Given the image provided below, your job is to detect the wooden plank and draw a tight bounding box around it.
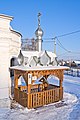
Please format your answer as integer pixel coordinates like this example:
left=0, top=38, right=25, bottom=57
left=43, top=92, right=44, bottom=105
left=27, top=94, right=30, bottom=109
left=30, top=94, right=32, bottom=108
left=48, top=91, right=50, bottom=103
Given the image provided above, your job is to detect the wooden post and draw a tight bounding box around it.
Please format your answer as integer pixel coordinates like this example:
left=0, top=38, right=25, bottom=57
left=59, top=70, right=63, bottom=100
left=27, top=73, right=32, bottom=109
left=14, top=70, right=19, bottom=100
left=27, top=84, right=31, bottom=93
left=27, top=93, right=31, bottom=109
left=27, top=73, right=32, bottom=93
left=14, top=70, right=18, bottom=89
left=59, top=79, right=62, bottom=88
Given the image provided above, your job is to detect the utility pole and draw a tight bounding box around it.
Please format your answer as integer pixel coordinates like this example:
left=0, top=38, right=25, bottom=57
left=53, top=37, right=56, bottom=54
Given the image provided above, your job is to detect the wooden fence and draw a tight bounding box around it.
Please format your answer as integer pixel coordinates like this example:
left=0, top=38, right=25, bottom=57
left=28, top=87, right=63, bottom=108
left=14, top=88, right=27, bottom=107
left=14, top=86, right=63, bottom=108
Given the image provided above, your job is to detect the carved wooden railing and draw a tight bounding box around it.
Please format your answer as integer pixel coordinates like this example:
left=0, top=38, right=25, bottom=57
left=28, top=87, right=63, bottom=108
left=14, top=86, right=63, bottom=108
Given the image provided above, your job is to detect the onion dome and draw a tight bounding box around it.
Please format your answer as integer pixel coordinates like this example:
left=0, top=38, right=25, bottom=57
left=35, top=27, right=43, bottom=37
left=35, top=13, right=44, bottom=38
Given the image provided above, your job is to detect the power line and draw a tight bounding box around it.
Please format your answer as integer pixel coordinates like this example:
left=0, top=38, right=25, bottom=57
left=43, top=29, right=80, bottom=40
left=57, top=30, right=80, bottom=38
left=57, top=52, right=70, bottom=57
left=22, top=29, right=80, bottom=41
left=56, top=37, right=71, bottom=52
left=56, top=37, right=80, bottom=54
left=43, top=40, right=54, bottom=42
left=43, top=29, right=80, bottom=54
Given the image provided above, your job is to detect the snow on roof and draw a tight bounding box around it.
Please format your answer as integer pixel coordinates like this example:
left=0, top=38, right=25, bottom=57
left=21, top=50, right=57, bottom=66
left=22, top=51, right=39, bottom=58
left=74, top=60, right=80, bottom=64
left=22, top=50, right=56, bottom=59
left=10, top=65, right=69, bottom=71
left=0, top=14, right=13, bottom=20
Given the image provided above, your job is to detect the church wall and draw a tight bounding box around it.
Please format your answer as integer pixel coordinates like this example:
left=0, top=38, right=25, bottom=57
left=0, top=42, right=10, bottom=100
left=0, top=14, right=21, bottom=107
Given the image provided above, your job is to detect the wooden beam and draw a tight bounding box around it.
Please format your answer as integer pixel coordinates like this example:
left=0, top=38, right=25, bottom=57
left=14, top=70, right=18, bottom=89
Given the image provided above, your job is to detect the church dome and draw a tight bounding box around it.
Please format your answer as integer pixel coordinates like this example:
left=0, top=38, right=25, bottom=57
left=35, top=27, right=44, bottom=37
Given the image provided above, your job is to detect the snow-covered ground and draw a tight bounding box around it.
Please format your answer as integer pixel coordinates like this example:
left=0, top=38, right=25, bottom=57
left=0, top=93, right=77, bottom=120
left=0, top=75, right=80, bottom=120
left=63, top=75, right=80, bottom=120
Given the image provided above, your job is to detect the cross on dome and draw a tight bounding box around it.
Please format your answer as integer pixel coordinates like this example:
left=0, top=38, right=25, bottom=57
left=38, top=12, right=41, bottom=27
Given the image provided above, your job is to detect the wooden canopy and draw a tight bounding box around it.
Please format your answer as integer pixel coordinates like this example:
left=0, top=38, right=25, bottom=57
left=10, top=66, right=69, bottom=108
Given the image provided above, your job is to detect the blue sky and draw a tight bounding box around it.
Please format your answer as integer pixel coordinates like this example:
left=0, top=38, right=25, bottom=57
left=0, top=0, right=80, bottom=59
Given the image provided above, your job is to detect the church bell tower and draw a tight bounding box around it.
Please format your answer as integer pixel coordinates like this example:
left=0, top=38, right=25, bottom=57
left=35, top=13, right=44, bottom=52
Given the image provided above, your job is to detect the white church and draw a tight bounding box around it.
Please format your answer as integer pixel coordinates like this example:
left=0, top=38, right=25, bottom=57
left=0, top=13, right=57, bottom=107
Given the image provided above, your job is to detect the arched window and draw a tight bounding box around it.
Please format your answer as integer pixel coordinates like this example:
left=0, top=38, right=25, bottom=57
left=10, top=57, right=19, bottom=94
left=10, top=57, right=18, bottom=77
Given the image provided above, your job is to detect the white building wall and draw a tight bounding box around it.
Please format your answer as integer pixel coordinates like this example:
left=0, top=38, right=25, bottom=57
left=0, top=41, right=10, bottom=99
left=0, top=14, right=21, bottom=107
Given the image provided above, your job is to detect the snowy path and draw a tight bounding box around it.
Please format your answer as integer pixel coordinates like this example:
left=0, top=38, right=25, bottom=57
left=63, top=75, right=80, bottom=120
